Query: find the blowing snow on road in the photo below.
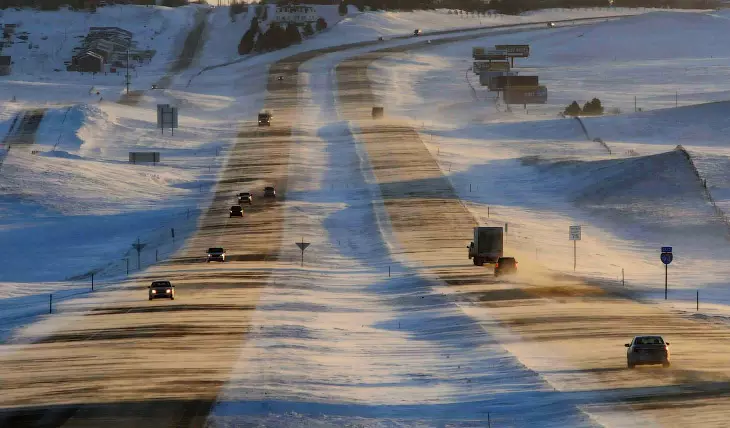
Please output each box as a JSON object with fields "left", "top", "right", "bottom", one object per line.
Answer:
{"left": 2, "top": 3, "right": 730, "bottom": 428}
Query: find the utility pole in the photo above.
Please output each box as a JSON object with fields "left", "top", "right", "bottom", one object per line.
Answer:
{"left": 125, "top": 48, "right": 130, "bottom": 94}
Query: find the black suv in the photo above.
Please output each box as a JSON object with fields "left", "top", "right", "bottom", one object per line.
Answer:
{"left": 149, "top": 280, "right": 175, "bottom": 300}
{"left": 207, "top": 247, "right": 226, "bottom": 262}
{"left": 230, "top": 205, "right": 243, "bottom": 217}
{"left": 494, "top": 257, "right": 517, "bottom": 277}
{"left": 264, "top": 186, "right": 276, "bottom": 198}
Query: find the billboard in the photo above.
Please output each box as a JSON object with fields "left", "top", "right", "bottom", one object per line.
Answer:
{"left": 480, "top": 71, "right": 518, "bottom": 90}
{"left": 129, "top": 152, "right": 161, "bottom": 164}
{"left": 474, "top": 50, "right": 507, "bottom": 61}
{"left": 504, "top": 85, "right": 548, "bottom": 104}
{"left": 485, "top": 61, "right": 510, "bottom": 72}
{"left": 494, "top": 44, "right": 530, "bottom": 58}
{"left": 473, "top": 61, "right": 490, "bottom": 74}
{"left": 491, "top": 75, "right": 539, "bottom": 91}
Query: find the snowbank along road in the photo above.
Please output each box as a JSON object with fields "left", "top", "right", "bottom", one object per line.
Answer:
{"left": 5, "top": 12, "right": 727, "bottom": 428}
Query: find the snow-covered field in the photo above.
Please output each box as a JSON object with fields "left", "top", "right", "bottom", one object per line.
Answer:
{"left": 0, "top": 5, "right": 656, "bottom": 304}
{"left": 368, "top": 10, "right": 730, "bottom": 317}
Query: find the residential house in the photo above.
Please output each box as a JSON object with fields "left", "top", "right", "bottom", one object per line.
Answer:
{"left": 274, "top": 5, "right": 318, "bottom": 25}
{"left": 89, "top": 27, "right": 132, "bottom": 42}
{"left": 74, "top": 51, "right": 104, "bottom": 73}
{"left": 0, "top": 56, "right": 11, "bottom": 76}
{"left": 87, "top": 39, "right": 115, "bottom": 61}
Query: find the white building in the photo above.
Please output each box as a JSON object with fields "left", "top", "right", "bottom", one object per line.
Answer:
{"left": 274, "top": 5, "right": 318, "bottom": 25}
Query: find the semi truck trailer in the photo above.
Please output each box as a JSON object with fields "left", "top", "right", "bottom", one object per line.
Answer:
{"left": 468, "top": 226, "right": 504, "bottom": 266}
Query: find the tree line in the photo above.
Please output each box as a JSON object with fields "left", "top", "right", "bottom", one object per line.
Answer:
{"left": 3, "top": 0, "right": 718, "bottom": 12}
{"left": 238, "top": 15, "right": 327, "bottom": 55}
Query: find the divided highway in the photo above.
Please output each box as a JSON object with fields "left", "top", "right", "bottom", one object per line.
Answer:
{"left": 5, "top": 15, "right": 719, "bottom": 428}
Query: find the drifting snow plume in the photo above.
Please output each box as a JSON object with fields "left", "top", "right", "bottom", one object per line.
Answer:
{"left": 581, "top": 101, "right": 730, "bottom": 147}
{"left": 34, "top": 104, "right": 105, "bottom": 153}
{"left": 528, "top": 149, "right": 729, "bottom": 245}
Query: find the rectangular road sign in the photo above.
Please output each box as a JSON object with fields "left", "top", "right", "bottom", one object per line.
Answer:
{"left": 569, "top": 225, "right": 581, "bottom": 241}
{"left": 495, "top": 44, "right": 530, "bottom": 58}
{"left": 504, "top": 85, "right": 548, "bottom": 104}
{"left": 491, "top": 75, "right": 538, "bottom": 91}
{"left": 661, "top": 246, "right": 672, "bottom": 253}
{"left": 486, "top": 61, "right": 510, "bottom": 72}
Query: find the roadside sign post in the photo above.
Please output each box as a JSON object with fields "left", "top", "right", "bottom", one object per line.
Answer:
{"left": 132, "top": 237, "right": 147, "bottom": 271}
{"left": 296, "top": 239, "right": 311, "bottom": 267}
{"left": 569, "top": 226, "right": 581, "bottom": 271}
{"left": 661, "top": 247, "right": 673, "bottom": 300}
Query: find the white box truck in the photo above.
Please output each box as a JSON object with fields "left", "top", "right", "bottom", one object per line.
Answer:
{"left": 468, "top": 226, "right": 504, "bottom": 266}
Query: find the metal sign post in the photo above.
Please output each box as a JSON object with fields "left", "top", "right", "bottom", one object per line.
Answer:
{"left": 660, "top": 246, "right": 673, "bottom": 300}
{"left": 569, "top": 226, "right": 581, "bottom": 271}
{"left": 296, "top": 239, "right": 310, "bottom": 267}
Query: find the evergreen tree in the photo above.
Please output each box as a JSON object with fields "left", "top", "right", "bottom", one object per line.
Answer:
{"left": 303, "top": 22, "right": 315, "bottom": 37}
{"left": 316, "top": 17, "right": 328, "bottom": 31}
{"left": 338, "top": 1, "right": 347, "bottom": 15}
{"left": 250, "top": 16, "right": 260, "bottom": 33}
{"left": 238, "top": 28, "right": 255, "bottom": 55}
{"left": 582, "top": 98, "right": 604, "bottom": 115}
{"left": 254, "top": 31, "right": 268, "bottom": 52}
{"left": 564, "top": 101, "right": 581, "bottom": 116}
{"left": 285, "top": 22, "right": 302, "bottom": 45}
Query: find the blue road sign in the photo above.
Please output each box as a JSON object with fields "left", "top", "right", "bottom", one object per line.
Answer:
{"left": 661, "top": 253, "right": 673, "bottom": 265}
{"left": 661, "top": 247, "right": 672, "bottom": 253}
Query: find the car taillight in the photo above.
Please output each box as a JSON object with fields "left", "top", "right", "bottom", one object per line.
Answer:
{"left": 495, "top": 263, "right": 499, "bottom": 268}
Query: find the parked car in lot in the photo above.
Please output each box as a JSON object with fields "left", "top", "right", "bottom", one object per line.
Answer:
{"left": 264, "top": 186, "right": 276, "bottom": 198}
{"left": 494, "top": 257, "right": 517, "bottom": 277}
{"left": 148, "top": 280, "right": 175, "bottom": 300}
{"left": 626, "top": 336, "right": 670, "bottom": 368}
{"left": 207, "top": 247, "right": 226, "bottom": 262}
{"left": 230, "top": 205, "right": 243, "bottom": 217}
{"left": 238, "top": 192, "right": 252, "bottom": 204}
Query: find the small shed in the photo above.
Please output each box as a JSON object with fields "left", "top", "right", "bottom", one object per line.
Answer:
{"left": 74, "top": 51, "right": 104, "bottom": 73}
{"left": 0, "top": 56, "right": 11, "bottom": 76}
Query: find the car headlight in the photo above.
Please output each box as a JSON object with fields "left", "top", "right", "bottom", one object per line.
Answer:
{"left": 151, "top": 290, "right": 157, "bottom": 294}
{"left": 166, "top": 289, "right": 171, "bottom": 293}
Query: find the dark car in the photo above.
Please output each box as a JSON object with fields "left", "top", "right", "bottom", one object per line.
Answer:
{"left": 148, "top": 280, "right": 175, "bottom": 300}
{"left": 626, "top": 336, "right": 670, "bottom": 368}
{"left": 264, "top": 186, "right": 276, "bottom": 198}
{"left": 494, "top": 257, "right": 517, "bottom": 277}
{"left": 258, "top": 112, "right": 271, "bottom": 126}
{"left": 230, "top": 205, "right": 243, "bottom": 217}
{"left": 238, "top": 192, "right": 252, "bottom": 204}
{"left": 413, "top": 29, "right": 422, "bottom": 36}
{"left": 207, "top": 247, "right": 226, "bottom": 263}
